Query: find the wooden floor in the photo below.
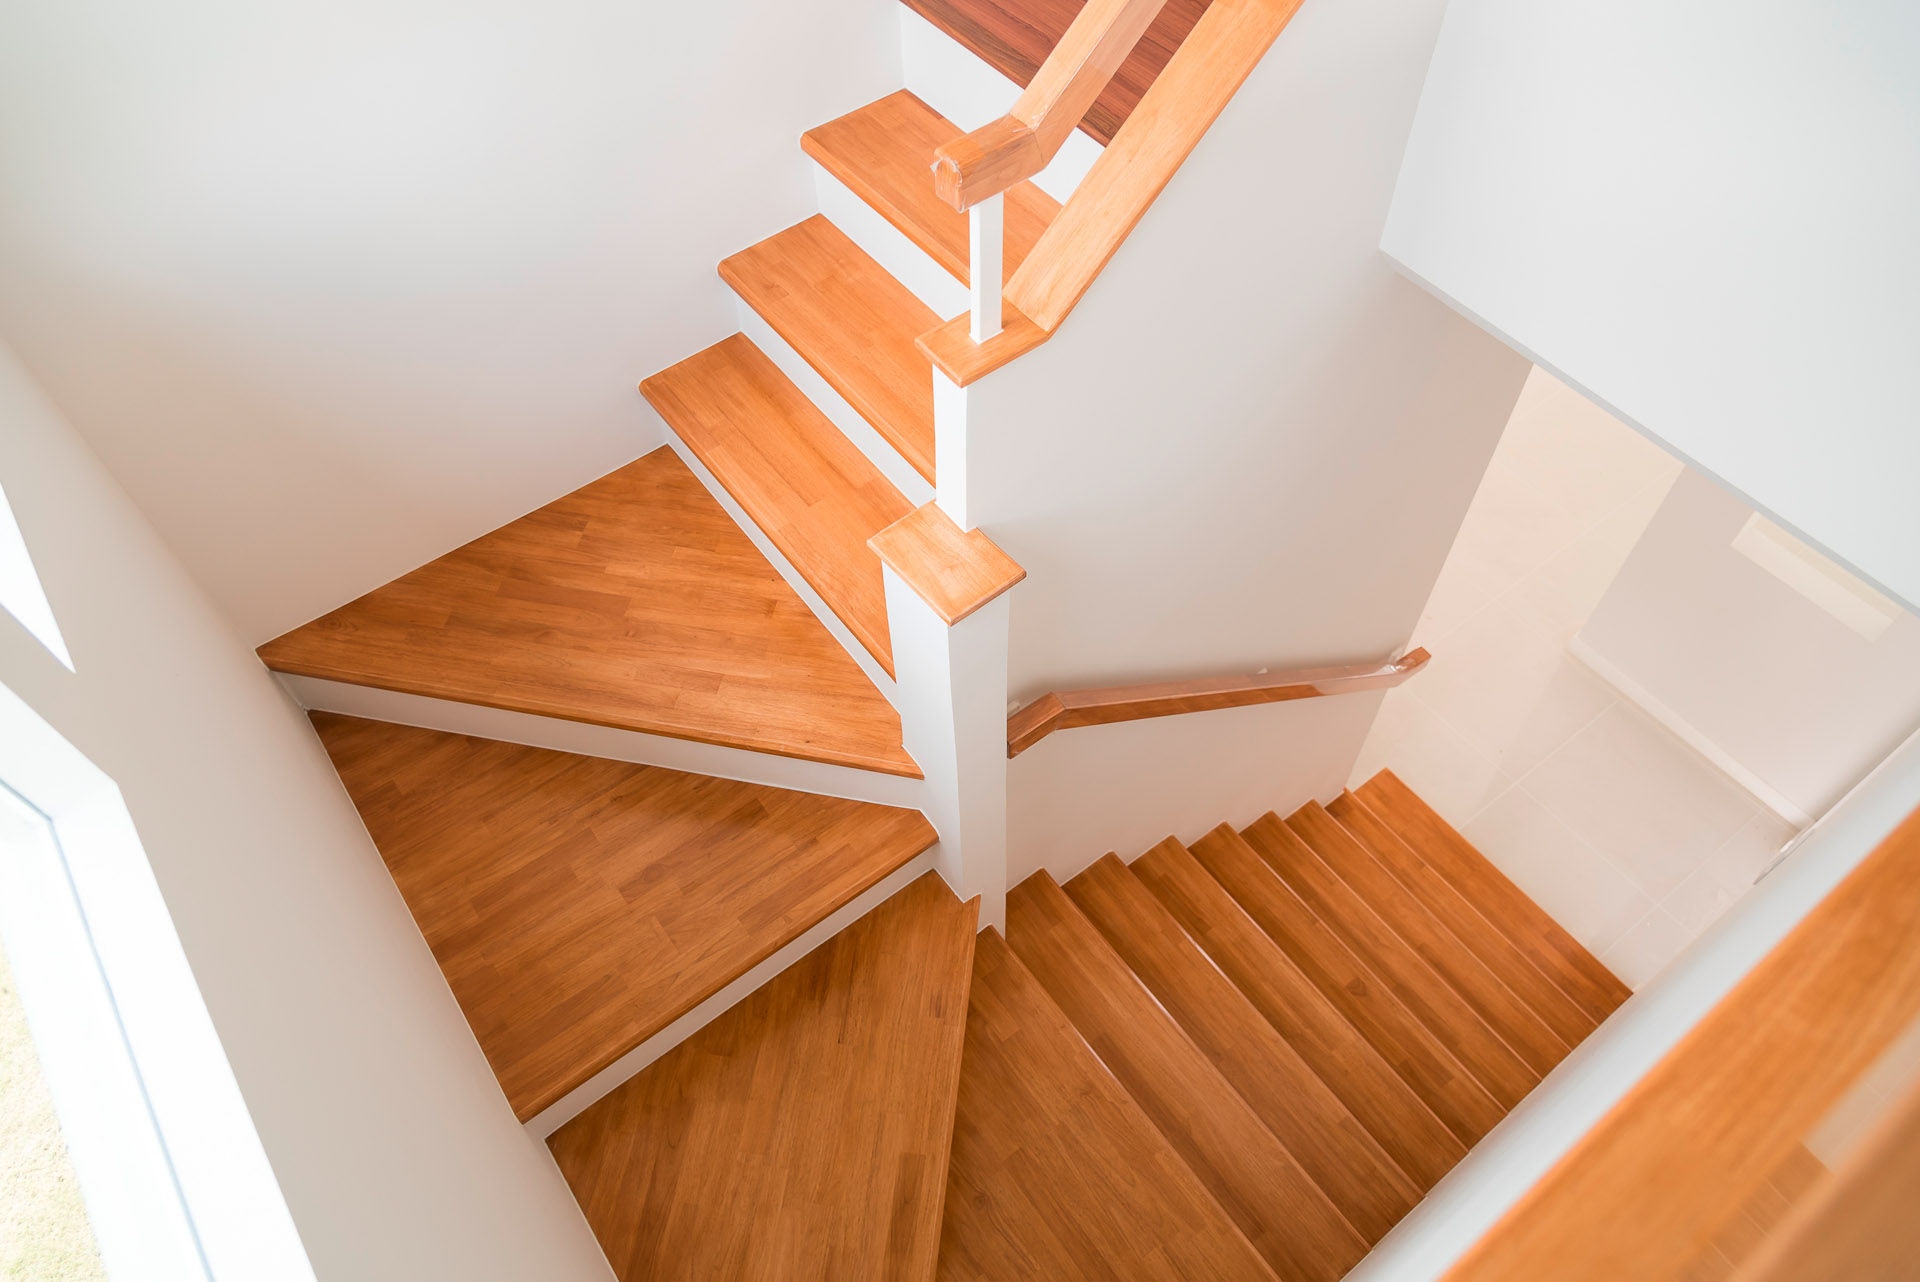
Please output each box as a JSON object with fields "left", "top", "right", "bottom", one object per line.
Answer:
{"left": 549, "top": 873, "right": 976, "bottom": 1281}
{"left": 258, "top": 447, "right": 919, "bottom": 777}
{"left": 802, "top": 91, "right": 1060, "bottom": 288}
{"left": 897, "top": 0, "right": 1214, "bottom": 145}
{"left": 312, "top": 714, "right": 937, "bottom": 1120}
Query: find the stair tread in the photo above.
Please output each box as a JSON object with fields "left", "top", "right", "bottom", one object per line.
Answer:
{"left": 897, "top": 0, "right": 1214, "bottom": 146}
{"left": 1131, "top": 837, "right": 1468, "bottom": 1190}
{"left": 1186, "top": 824, "right": 1507, "bottom": 1148}
{"left": 257, "top": 446, "right": 917, "bottom": 777}
{"left": 1287, "top": 802, "right": 1575, "bottom": 1078}
{"left": 1064, "top": 854, "right": 1420, "bottom": 1243}
{"left": 1243, "top": 812, "right": 1541, "bottom": 1110}
{"left": 939, "top": 929, "right": 1277, "bottom": 1281}
{"left": 1356, "top": 770, "right": 1633, "bottom": 1020}
{"left": 1008, "top": 873, "right": 1366, "bottom": 1282}
{"left": 642, "top": 334, "right": 913, "bottom": 677}
{"left": 311, "top": 714, "right": 937, "bottom": 1120}
{"left": 548, "top": 872, "right": 976, "bottom": 1282}
{"left": 721, "top": 215, "right": 940, "bottom": 485}
{"left": 1328, "top": 790, "right": 1601, "bottom": 1047}
{"left": 802, "top": 90, "right": 1060, "bottom": 288}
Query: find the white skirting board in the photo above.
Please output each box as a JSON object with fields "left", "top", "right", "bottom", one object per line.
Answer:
{"left": 1567, "top": 635, "right": 1813, "bottom": 828}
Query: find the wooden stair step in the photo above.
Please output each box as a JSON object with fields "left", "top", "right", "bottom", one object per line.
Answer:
{"left": 1064, "top": 853, "right": 1420, "bottom": 1243}
{"left": 1243, "top": 812, "right": 1540, "bottom": 1110}
{"left": 1328, "top": 790, "right": 1601, "bottom": 1047}
{"left": 801, "top": 90, "right": 1059, "bottom": 288}
{"left": 1131, "top": 838, "right": 1468, "bottom": 1190}
{"left": 1007, "top": 873, "right": 1365, "bottom": 1282}
{"left": 720, "top": 215, "right": 940, "bottom": 485}
{"left": 896, "top": 0, "right": 1213, "bottom": 146}
{"left": 1186, "top": 824, "right": 1507, "bottom": 1148}
{"left": 257, "top": 447, "right": 917, "bottom": 777}
{"left": 1356, "top": 769, "right": 1633, "bottom": 1021}
{"left": 939, "top": 929, "right": 1277, "bottom": 1281}
{"left": 547, "top": 872, "right": 976, "bottom": 1282}
{"left": 311, "top": 714, "right": 937, "bottom": 1120}
{"left": 1287, "top": 802, "right": 1575, "bottom": 1077}
{"left": 642, "top": 334, "right": 913, "bottom": 677}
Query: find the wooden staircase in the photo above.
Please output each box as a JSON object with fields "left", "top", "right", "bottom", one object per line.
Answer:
{"left": 538, "top": 769, "right": 1627, "bottom": 1279}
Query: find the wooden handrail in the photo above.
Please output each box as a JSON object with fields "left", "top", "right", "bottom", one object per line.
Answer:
{"left": 931, "top": 0, "right": 1173, "bottom": 213}
{"left": 1006, "top": 647, "right": 1428, "bottom": 757}
{"left": 1440, "top": 800, "right": 1920, "bottom": 1282}
{"left": 919, "top": 0, "right": 1313, "bottom": 386}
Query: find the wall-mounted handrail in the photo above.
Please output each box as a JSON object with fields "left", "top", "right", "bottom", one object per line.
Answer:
{"left": 919, "top": 0, "right": 1313, "bottom": 384}
{"left": 1006, "top": 647, "right": 1427, "bottom": 757}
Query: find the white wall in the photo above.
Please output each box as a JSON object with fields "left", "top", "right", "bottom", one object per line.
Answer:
{"left": 1576, "top": 468, "right": 1920, "bottom": 823}
{"left": 0, "top": 0, "right": 901, "bottom": 644}
{"left": 958, "top": 0, "right": 1530, "bottom": 880}
{"left": 1382, "top": 0, "right": 1920, "bottom": 612}
{"left": 0, "top": 345, "right": 613, "bottom": 1279}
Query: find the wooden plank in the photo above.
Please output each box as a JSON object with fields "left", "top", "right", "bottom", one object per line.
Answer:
{"left": 897, "top": 0, "right": 1213, "bottom": 145}
{"left": 1329, "top": 790, "right": 1600, "bottom": 1047}
{"left": 1186, "top": 824, "right": 1507, "bottom": 1147}
{"left": 1131, "top": 837, "right": 1470, "bottom": 1188}
{"left": 801, "top": 91, "right": 1059, "bottom": 287}
{"left": 1442, "top": 803, "right": 1920, "bottom": 1282}
{"left": 548, "top": 873, "right": 976, "bottom": 1282}
{"left": 868, "top": 502, "right": 1025, "bottom": 626}
{"left": 1288, "top": 803, "right": 1575, "bottom": 1076}
{"left": 642, "top": 334, "right": 912, "bottom": 677}
{"left": 1357, "top": 770, "right": 1632, "bottom": 1020}
{"left": 938, "top": 929, "right": 1276, "bottom": 1281}
{"left": 1007, "top": 873, "right": 1366, "bottom": 1281}
{"left": 1243, "top": 813, "right": 1541, "bottom": 1109}
{"left": 1065, "top": 853, "right": 1421, "bottom": 1242}
{"left": 257, "top": 447, "right": 918, "bottom": 777}
{"left": 312, "top": 714, "right": 937, "bottom": 1120}
{"left": 720, "top": 215, "right": 940, "bottom": 485}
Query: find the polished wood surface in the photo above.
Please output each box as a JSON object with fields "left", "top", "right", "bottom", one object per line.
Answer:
{"left": 1007, "top": 649, "right": 1429, "bottom": 757}
{"left": 312, "top": 714, "right": 937, "bottom": 1119}
{"left": 259, "top": 448, "right": 918, "bottom": 777}
{"left": 1007, "top": 872, "right": 1366, "bottom": 1282}
{"left": 642, "top": 334, "right": 912, "bottom": 677}
{"left": 1329, "top": 790, "right": 1600, "bottom": 1046}
{"left": 1187, "top": 824, "right": 1507, "bottom": 1146}
{"left": 898, "top": 0, "right": 1212, "bottom": 146}
{"left": 801, "top": 92, "right": 1060, "bottom": 288}
{"left": 548, "top": 873, "right": 976, "bottom": 1281}
{"left": 1443, "top": 802, "right": 1920, "bottom": 1282}
{"left": 938, "top": 929, "right": 1276, "bottom": 1280}
{"left": 868, "top": 502, "right": 1026, "bottom": 626}
{"left": 720, "top": 215, "right": 940, "bottom": 485}
{"left": 1244, "top": 813, "right": 1540, "bottom": 1107}
{"left": 1357, "top": 770, "right": 1632, "bottom": 1019}
{"left": 1287, "top": 803, "right": 1574, "bottom": 1076}
{"left": 1736, "top": 1101, "right": 1904, "bottom": 1282}
{"left": 1005, "top": 0, "right": 1311, "bottom": 334}
{"left": 916, "top": 303, "right": 1049, "bottom": 388}
{"left": 1131, "top": 837, "right": 1470, "bottom": 1187}
{"left": 932, "top": 0, "right": 1173, "bottom": 210}
{"left": 1065, "top": 853, "right": 1421, "bottom": 1242}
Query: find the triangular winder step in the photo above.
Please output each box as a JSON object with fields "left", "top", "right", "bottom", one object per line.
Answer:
{"left": 310, "top": 713, "right": 937, "bottom": 1121}
{"left": 258, "top": 446, "right": 917, "bottom": 777}
{"left": 643, "top": 334, "right": 913, "bottom": 678}
{"left": 802, "top": 90, "right": 1060, "bottom": 289}
{"left": 721, "top": 214, "right": 941, "bottom": 485}
{"left": 549, "top": 873, "right": 977, "bottom": 1282}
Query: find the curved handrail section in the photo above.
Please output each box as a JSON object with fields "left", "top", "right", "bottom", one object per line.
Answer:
{"left": 1006, "top": 647, "right": 1428, "bottom": 757}
{"left": 930, "top": 0, "right": 1172, "bottom": 213}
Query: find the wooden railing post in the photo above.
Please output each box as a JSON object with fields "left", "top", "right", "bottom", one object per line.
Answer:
{"left": 969, "top": 194, "right": 1004, "bottom": 342}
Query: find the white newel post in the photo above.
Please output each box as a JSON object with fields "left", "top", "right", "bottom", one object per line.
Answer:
{"left": 969, "top": 193, "right": 1004, "bottom": 343}
{"left": 882, "top": 565, "right": 1013, "bottom": 929}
